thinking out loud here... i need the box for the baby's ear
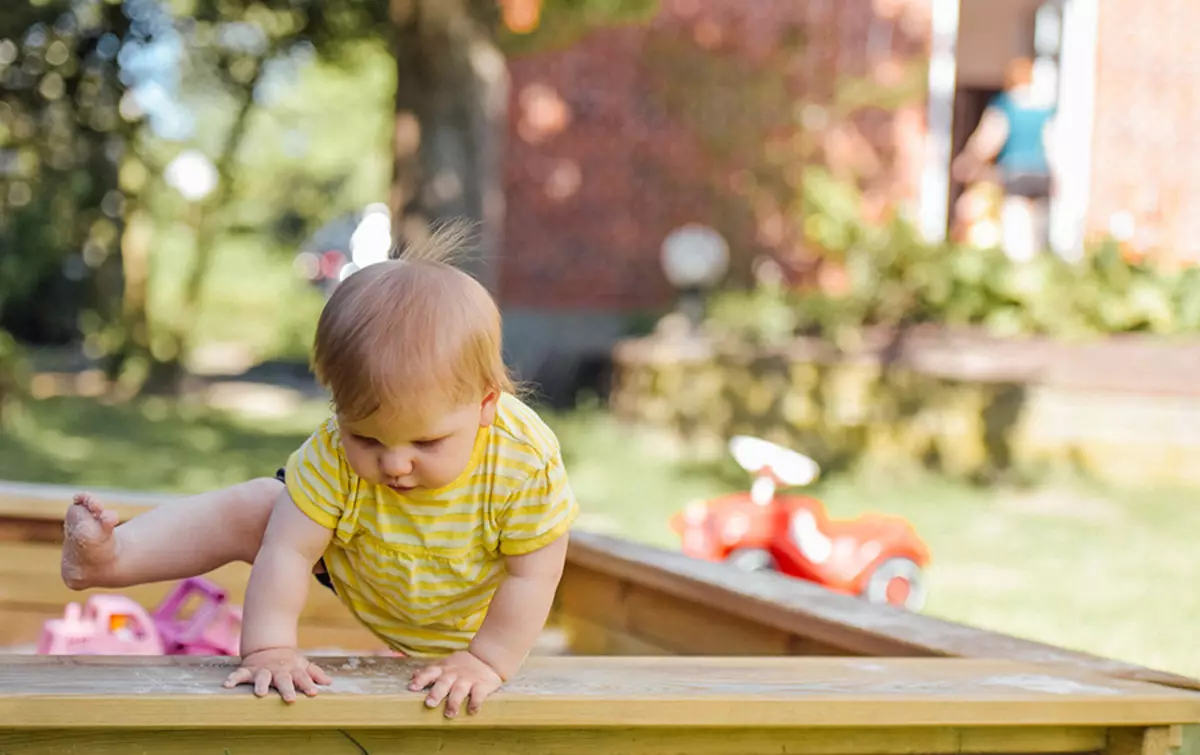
[479,390,500,427]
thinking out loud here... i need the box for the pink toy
[37,595,164,655]
[151,577,242,656]
[38,577,243,657]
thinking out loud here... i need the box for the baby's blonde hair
[311,221,514,425]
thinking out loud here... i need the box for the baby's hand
[222,647,332,703]
[409,650,503,718]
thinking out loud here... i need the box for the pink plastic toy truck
[37,595,164,655]
[151,577,242,656]
[39,577,243,657]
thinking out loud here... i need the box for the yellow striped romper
[283,392,579,657]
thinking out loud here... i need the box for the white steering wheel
[728,435,820,487]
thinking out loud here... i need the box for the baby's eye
[353,434,380,446]
[414,438,444,450]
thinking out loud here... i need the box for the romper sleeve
[496,447,580,557]
[284,420,353,530]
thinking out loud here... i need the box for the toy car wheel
[725,547,777,573]
[862,557,927,612]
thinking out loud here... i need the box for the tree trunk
[102,202,153,385]
[389,0,509,292]
[145,66,264,395]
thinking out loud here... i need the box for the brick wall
[499,0,932,313]
[1087,0,1200,265]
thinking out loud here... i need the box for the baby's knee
[227,477,284,528]
[225,477,283,560]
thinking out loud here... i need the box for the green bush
[708,167,1200,346]
[0,330,27,422]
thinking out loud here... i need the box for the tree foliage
[0,0,663,385]
[0,0,132,345]
[499,0,659,55]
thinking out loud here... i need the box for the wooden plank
[0,725,1113,754]
[0,541,358,625]
[565,532,1200,692]
[0,481,165,523]
[1,657,1198,730]
[2,603,567,656]
[558,567,801,655]
[0,517,59,544]
[1107,726,1174,755]
[0,604,391,653]
[0,608,49,647]
[553,614,674,656]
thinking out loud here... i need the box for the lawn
[1,390,1197,680]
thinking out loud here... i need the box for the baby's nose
[379,451,413,478]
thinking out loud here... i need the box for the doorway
[922,0,1096,254]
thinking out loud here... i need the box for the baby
[59,225,579,717]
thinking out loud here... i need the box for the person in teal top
[952,57,1057,261]
[991,89,1055,178]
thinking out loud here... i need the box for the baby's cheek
[344,448,376,481]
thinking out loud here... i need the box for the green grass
[2,393,1197,680]
[149,231,328,366]
[0,395,328,493]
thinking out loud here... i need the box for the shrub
[707,167,1200,347]
[0,330,27,422]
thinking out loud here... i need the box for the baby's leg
[61,476,283,590]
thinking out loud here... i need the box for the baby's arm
[409,532,569,717]
[223,487,334,701]
[469,532,569,679]
[412,441,578,717]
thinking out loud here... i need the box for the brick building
[499,0,932,395]
[1084,0,1200,265]
[498,0,1199,394]
[919,0,1198,265]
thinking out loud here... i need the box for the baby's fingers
[222,667,254,689]
[444,678,480,718]
[467,681,499,716]
[409,664,442,692]
[425,674,456,709]
[273,672,299,703]
[307,662,332,687]
[253,668,275,698]
[292,668,322,698]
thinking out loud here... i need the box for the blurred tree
[0,0,392,391]
[0,0,658,392]
[390,0,657,289]
[0,1,133,347]
[125,0,390,392]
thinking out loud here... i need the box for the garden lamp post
[660,223,730,329]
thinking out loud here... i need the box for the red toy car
[670,435,931,611]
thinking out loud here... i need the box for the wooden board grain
[0,725,1116,755]
[0,481,163,523]
[565,532,1200,692]
[1,656,1198,730]
[0,541,357,625]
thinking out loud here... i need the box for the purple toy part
[151,576,242,656]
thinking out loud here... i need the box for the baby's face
[338,393,498,492]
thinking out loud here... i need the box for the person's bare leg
[61,477,283,590]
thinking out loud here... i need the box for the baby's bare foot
[61,493,121,590]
